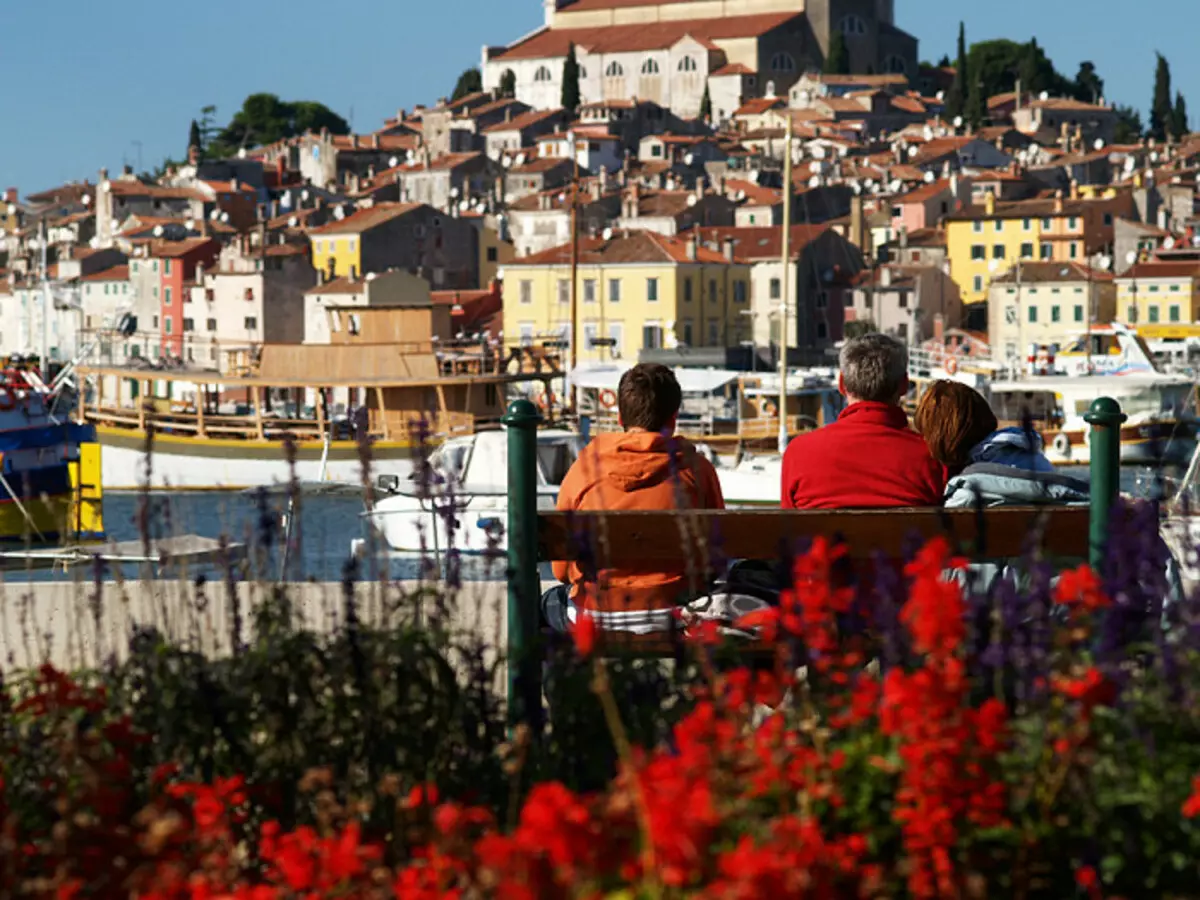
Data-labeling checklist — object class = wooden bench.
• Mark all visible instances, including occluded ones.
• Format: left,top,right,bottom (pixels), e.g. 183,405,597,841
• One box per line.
501,397,1128,729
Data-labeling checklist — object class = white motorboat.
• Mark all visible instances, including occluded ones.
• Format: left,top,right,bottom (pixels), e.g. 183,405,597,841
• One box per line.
709,452,782,506
364,429,582,555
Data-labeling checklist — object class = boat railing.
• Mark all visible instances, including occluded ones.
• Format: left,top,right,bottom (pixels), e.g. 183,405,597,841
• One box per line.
737,414,813,440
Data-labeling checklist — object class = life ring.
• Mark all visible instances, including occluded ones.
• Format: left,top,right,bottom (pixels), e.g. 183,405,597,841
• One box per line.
762,399,778,417
598,388,618,410
945,357,958,375
1051,433,1072,459
0,387,17,412
536,391,556,411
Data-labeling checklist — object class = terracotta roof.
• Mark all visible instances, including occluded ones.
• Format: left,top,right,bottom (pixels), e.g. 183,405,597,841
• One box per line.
398,152,484,172
493,12,802,60
305,276,367,296
148,237,219,259
508,229,730,266
1031,98,1113,112
80,265,129,282
510,156,573,174
945,198,1094,222
991,262,1113,284
557,0,703,10
1121,261,1200,280
734,97,785,117
256,243,309,258
309,203,422,235
725,178,781,207
200,180,257,195
902,227,946,247
331,133,419,153
692,224,830,262
482,107,565,134
625,189,713,217
804,73,908,87
266,207,320,231
711,62,755,76
895,178,951,204
107,181,205,201
889,95,928,115
987,91,1033,110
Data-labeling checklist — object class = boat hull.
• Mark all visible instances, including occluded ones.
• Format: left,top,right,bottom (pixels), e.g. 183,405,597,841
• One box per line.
95,426,417,490
0,463,75,541
366,492,559,555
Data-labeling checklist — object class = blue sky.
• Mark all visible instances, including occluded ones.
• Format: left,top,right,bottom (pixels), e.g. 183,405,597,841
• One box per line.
2,0,1194,195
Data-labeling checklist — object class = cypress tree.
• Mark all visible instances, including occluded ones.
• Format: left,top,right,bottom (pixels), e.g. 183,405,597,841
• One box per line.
561,43,581,112
1150,52,1172,141
699,83,712,121
499,69,517,98
945,22,967,121
1173,91,1189,139
824,31,850,75
188,120,203,155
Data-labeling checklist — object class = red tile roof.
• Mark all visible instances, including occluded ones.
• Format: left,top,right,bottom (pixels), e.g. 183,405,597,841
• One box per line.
494,12,801,60
148,237,219,259
81,265,129,282
693,224,830,262
107,181,205,201
510,156,573,174
895,178,951,204
1122,261,1200,280
725,178,781,207
711,62,755,76
310,203,422,235
482,107,566,134
398,152,484,172
509,229,730,265
734,97,785,117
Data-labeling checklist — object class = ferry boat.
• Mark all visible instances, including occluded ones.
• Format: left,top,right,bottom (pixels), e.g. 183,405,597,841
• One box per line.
989,324,1198,466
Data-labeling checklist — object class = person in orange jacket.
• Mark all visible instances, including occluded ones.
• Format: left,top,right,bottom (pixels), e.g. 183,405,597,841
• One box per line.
542,363,725,633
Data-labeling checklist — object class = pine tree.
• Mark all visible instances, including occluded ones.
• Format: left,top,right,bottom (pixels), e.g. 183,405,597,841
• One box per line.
188,120,203,155
1150,53,1172,141
944,22,967,122
451,67,483,102
966,70,986,130
561,43,581,112
824,30,850,75
1173,91,1190,139
699,83,712,121
499,69,517,98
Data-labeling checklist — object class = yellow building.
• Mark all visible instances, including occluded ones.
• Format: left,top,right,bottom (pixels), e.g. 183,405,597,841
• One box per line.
945,190,1131,312
476,219,515,288
308,203,420,280
1115,261,1200,327
501,230,751,363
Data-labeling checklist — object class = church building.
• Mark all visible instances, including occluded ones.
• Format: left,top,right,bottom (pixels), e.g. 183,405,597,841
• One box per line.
482,0,918,122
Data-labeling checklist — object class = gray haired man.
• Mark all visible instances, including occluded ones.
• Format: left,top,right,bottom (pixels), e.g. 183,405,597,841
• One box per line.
780,333,946,509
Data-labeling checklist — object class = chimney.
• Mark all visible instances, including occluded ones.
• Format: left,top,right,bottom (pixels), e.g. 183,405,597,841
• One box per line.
1014,79,1022,114
231,177,239,193
849,194,864,249
99,168,109,183
695,174,706,198
723,237,735,263
1069,179,1079,200
276,156,286,185
899,226,909,249
351,134,359,149
1054,189,1064,214
984,191,996,216
188,145,199,166
933,312,945,343
370,134,379,150
881,266,892,288
599,165,608,194
3,188,16,204
686,232,698,261
539,192,551,211
122,164,133,178
591,179,601,201
950,173,960,200
505,106,513,123
317,266,325,286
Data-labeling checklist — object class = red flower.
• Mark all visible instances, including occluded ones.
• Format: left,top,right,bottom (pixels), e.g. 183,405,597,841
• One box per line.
1075,864,1102,899
1055,564,1110,613
1052,667,1116,711
1183,774,1200,818
900,537,966,658
733,607,780,643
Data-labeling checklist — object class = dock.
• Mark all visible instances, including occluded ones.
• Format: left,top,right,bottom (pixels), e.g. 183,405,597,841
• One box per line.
0,534,245,573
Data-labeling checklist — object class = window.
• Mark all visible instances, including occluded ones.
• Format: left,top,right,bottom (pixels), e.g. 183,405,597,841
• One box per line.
583,279,596,303
1149,305,1160,324
1150,285,1160,293
1068,217,1079,230
971,245,985,260
641,59,660,75
608,323,623,356
1022,218,1032,232
1069,242,1078,259
995,221,1004,233
769,52,795,73
486,246,498,262
838,14,867,34
519,323,534,346
816,291,828,309
734,280,747,304
972,221,983,233
709,279,717,303
164,317,173,334
650,144,663,158
1074,305,1083,322
183,318,194,332
684,279,693,302
152,286,159,298
769,277,781,299
165,287,172,305
152,261,159,272
314,240,323,254
973,275,983,293
708,321,719,345
1127,305,1137,321
678,56,699,73
1051,305,1061,322
1104,213,1113,226
1171,304,1181,323
244,316,258,331
1005,306,1018,324
348,238,357,253
131,262,138,274
816,322,828,339
583,322,598,348
1171,284,1181,292
646,277,659,302
993,244,1006,259
608,278,621,302
1020,242,1034,259
534,66,553,82
883,55,907,74
642,323,663,349
520,280,532,304
164,260,172,275
1040,244,1052,260
152,315,159,328
605,61,624,77
206,318,217,332
1028,306,1038,323
1042,218,1052,230
557,278,570,304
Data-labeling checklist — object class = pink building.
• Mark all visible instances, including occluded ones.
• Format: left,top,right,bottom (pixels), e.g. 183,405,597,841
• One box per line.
890,176,970,235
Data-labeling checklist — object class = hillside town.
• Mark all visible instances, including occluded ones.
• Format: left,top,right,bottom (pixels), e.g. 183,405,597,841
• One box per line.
2,0,1196,382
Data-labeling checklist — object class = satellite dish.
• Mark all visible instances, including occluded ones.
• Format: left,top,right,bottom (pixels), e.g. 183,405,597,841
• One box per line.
153,225,164,237
749,170,760,184
459,199,470,211
281,191,292,209
736,190,746,201
365,272,377,281
1165,236,1177,250
908,146,918,158
475,200,486,212
209,210,220,221
0,229,6,238
602,227,614,240
88,236,99,249
450,187,460,199
812,145,826,160
515,153,526,166
238,147,247,159
100,180,111,191
502,156,512,168
220,211,230,223
389,156,399,168
988,258,1001,273
1097,254,1112,271
288,215,298,227
923,125,934,140
864,178,875,189
301,189,311,201
333,207,346,221
889,179,902,192
952,116,963,129
923,171,936,183
684,153,695,166
838,145,848,157
936,90,945,101
1151,151,1160,163
1039,91,1049,101
1094,138,1105,151
1125,250,1138,265
686,194,697,207
184,218,194,229
1124,157,1136,172
82,195,91,206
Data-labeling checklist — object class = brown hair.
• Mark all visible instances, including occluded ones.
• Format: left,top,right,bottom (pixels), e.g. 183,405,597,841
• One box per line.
618,363,682,433
914,380,998,470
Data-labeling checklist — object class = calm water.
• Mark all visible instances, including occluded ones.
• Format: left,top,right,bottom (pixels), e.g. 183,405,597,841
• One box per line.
2,465,1166,583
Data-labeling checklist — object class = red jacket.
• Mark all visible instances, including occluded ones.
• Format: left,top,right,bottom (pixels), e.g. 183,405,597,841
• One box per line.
781,402,946,509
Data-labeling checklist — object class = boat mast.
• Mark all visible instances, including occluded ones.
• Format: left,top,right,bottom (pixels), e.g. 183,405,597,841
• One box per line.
569,147,580,415
40,216,49,374
778,115,793,455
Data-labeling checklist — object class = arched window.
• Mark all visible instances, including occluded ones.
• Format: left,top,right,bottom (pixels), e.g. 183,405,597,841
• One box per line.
678,56,698,72
838,14,867,35
605,61,624,77
534,65,553,82
770,52,796,73
578,65,588,78
641,59,660,75
883,55,907,74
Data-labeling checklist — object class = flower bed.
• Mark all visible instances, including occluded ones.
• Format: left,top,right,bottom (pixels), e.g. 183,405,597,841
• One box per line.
3,499,1200,897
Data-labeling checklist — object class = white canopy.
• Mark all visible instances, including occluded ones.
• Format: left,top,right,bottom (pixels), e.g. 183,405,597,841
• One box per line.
568,364,740,395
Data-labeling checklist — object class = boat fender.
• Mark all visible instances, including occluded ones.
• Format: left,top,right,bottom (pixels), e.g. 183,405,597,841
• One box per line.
598,388,618,409
1052,433,1072,459
945,357,958,375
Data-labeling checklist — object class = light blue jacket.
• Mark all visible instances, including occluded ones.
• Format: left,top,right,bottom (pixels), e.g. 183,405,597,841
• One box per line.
944,428,1089,508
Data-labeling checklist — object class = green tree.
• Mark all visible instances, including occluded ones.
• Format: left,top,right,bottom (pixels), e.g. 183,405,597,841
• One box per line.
452,67,483,102
208,94,349,157
1073,61,1104,104
699,83,712,121
1150,53,1172,141
1114,105,1144,143
937,54,952,68
844,320,878,340
824,30,850,75
188,120,202,155
944,22,967,121
966,70,986,129
561,43,581,111
1173,91,1190,139
499,69,517,98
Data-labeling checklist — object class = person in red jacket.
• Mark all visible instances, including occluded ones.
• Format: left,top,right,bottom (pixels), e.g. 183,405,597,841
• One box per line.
782,333,946,509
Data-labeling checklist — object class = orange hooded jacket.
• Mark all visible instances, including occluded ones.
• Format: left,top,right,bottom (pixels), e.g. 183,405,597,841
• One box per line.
552,431,725,612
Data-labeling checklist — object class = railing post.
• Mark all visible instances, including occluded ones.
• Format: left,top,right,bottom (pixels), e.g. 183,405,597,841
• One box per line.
503,399,543,731
1085,397,1126,570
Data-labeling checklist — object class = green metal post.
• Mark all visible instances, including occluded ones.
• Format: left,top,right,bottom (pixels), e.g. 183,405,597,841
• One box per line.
503,399,543,730
1084,397,1126,570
